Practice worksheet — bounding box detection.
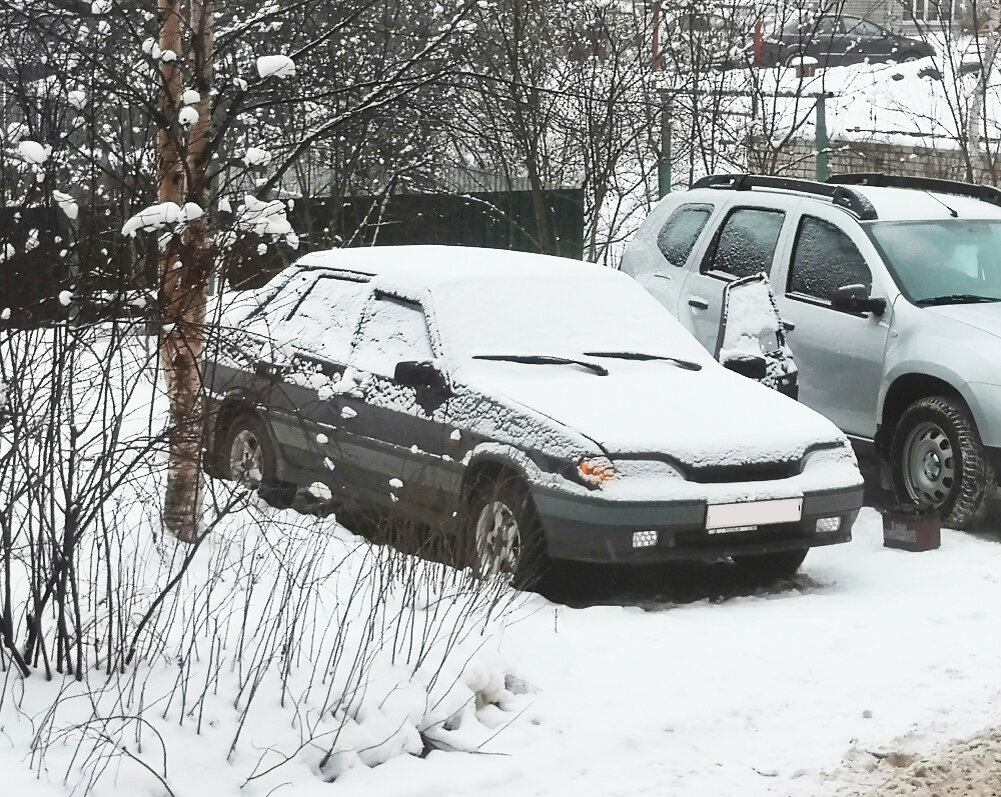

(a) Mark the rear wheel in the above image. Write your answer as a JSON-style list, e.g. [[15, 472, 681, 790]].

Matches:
[[731, 548, 808, 581], [223, 413, 297, 509], [890, 396, 993, 529], [466, 475, 549, 590]]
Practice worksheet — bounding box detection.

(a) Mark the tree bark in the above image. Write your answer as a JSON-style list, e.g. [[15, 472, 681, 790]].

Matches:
[[159, 0, 213, 542], [967, 3, 1001, 180]]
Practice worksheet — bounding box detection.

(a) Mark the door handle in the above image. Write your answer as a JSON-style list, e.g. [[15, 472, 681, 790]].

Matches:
[[688, 296, 709, 310]]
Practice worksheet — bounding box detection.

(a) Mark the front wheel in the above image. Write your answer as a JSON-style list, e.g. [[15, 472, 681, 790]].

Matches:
[[890, 396, 994, 529], [466, 476, 549, 590], [223, 413, 297, 509], [731, 548, 808, 581]]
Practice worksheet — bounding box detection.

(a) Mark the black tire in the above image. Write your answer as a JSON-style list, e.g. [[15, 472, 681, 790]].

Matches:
[[896, 51, 922, 63], [465, 474, 550, 590], [890, 395, 994, 529], [731, 548, 808, 581], [221, 413, 297, 509]]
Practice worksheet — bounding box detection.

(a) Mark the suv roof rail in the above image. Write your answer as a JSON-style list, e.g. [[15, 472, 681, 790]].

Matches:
[[828, 172, 1001, 208], [691, 173, 878, 220]]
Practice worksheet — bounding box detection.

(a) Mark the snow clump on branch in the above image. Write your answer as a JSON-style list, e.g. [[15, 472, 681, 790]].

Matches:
[[256, 54, 295, 79], [121, 201, 203, 237], [18, 140, 51, 165]]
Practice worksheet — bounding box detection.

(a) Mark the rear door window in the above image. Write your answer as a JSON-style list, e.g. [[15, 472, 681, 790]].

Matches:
[[703, 207, 786, 280], [657, 203, 714, 268], [788, 215, 872, 302]]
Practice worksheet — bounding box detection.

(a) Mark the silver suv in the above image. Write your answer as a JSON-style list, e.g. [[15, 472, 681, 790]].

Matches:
[[622, 173, 1001, 528]]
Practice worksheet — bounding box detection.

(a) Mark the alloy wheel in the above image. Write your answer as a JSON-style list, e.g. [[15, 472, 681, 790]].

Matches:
[[229, 429, 264, 487], [474, 499, 521, 576]]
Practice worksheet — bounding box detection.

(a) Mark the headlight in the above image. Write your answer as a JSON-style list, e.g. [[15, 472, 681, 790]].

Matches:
[[578, 456, 616, 485]]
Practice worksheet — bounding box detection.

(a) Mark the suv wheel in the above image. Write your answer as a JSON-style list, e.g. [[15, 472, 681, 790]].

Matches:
[[890, 396, 994, 529], [223, 413, 297, 509], [467, 476, 549, 589]]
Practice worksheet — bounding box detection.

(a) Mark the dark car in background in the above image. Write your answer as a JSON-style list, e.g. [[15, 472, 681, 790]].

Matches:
[[755, 15, 934, 68]]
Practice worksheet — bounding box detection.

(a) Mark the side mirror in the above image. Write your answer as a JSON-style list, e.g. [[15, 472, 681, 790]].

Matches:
[[722, 353, 768, 381], [830, 284, 886, 317], [394, 360, 448, 392]]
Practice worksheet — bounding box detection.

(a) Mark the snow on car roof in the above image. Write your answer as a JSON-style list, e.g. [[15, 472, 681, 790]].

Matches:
[[291, 244, 608, 288], [682, 184, 1001, 222], [848, 186, 1001, 222]]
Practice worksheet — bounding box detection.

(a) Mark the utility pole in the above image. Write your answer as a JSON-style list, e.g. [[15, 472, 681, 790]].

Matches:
[[653, 1, 671, 197], [815, 93, 829, 182]]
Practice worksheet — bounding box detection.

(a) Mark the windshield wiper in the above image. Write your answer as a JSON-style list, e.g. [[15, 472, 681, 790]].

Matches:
[[914, 294, 1001, 307], [472, 354, 608, 376], [583, 351, 703, 371]]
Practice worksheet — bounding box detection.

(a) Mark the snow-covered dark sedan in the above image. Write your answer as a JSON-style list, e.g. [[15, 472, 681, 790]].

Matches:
[[205, 246, 863, 585]]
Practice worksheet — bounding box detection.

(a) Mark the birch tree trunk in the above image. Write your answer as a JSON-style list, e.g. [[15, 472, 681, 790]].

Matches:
[[159, 0, 213, 542], [967, 2, 1001, 179]]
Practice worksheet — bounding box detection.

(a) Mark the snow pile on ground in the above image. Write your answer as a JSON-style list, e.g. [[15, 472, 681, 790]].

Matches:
[[825, 728, 1001, 795], [0, 328, 527, 796]]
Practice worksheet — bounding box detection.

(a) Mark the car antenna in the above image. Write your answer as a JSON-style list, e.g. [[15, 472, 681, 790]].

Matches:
[[923, 190, 958, 218]]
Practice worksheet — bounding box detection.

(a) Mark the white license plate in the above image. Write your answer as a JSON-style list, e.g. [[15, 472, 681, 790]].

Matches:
[[705, 498, 803, 530]]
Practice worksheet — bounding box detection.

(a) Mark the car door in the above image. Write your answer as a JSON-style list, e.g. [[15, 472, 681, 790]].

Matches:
[[843, 17, 894, 63], [806, 17, 848, 66], [336, 292, 455, 518], [265, 274, 368, 478], [679, 205, 788, 354], [773, 211, 892, 438]]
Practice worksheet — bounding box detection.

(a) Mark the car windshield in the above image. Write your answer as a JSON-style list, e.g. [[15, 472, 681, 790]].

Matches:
[[432, 272, 711, 363], [867, 220, 1001, 305]]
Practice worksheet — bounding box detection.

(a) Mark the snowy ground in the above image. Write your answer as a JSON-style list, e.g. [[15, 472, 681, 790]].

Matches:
[[332, 505, 1001, 797], [7, 482, 1001, 792]]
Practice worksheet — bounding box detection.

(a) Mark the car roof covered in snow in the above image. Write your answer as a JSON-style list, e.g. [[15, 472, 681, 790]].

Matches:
[[290, 245, 611, 289], [679, 185, 1001, 222], [848, 186, 1001, 221]]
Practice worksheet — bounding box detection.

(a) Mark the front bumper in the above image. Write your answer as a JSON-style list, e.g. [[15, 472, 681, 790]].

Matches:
[[533, 485, 863, 564]]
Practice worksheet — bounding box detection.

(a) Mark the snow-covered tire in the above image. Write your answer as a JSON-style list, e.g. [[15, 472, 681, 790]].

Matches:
[[890, 395, 994, 529], [731, 548, 808, 581], [466, 475, 549, 590], [222, 413, 297, 509]]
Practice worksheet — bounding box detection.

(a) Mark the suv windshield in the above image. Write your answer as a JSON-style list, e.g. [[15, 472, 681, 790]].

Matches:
[[868, 220, 1001, 305]]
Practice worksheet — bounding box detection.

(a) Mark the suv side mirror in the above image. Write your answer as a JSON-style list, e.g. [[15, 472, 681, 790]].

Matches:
[[722, 353, 768, 380], [394, 360, 448, 392], [830, 284, 886, 317]]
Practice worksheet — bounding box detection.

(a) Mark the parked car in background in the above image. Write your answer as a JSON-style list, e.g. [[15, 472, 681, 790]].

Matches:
[[205, 246, 863, 585], [753, 15, 934, 68], [622, 173, 1001, 529]]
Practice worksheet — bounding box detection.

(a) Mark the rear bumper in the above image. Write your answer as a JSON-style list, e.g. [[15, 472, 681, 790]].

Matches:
[[533, 485, 863, 564]]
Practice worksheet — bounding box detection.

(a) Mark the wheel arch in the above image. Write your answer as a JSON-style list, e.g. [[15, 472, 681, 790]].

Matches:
[[460, 454, 533, 502], [879, 372, 969, 454], [206, 393, 263, 475]]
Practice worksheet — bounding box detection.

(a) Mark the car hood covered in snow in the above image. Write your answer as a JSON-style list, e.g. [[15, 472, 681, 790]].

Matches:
[[458, 358, 847, 467], [923, 303, 1001, 340]]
